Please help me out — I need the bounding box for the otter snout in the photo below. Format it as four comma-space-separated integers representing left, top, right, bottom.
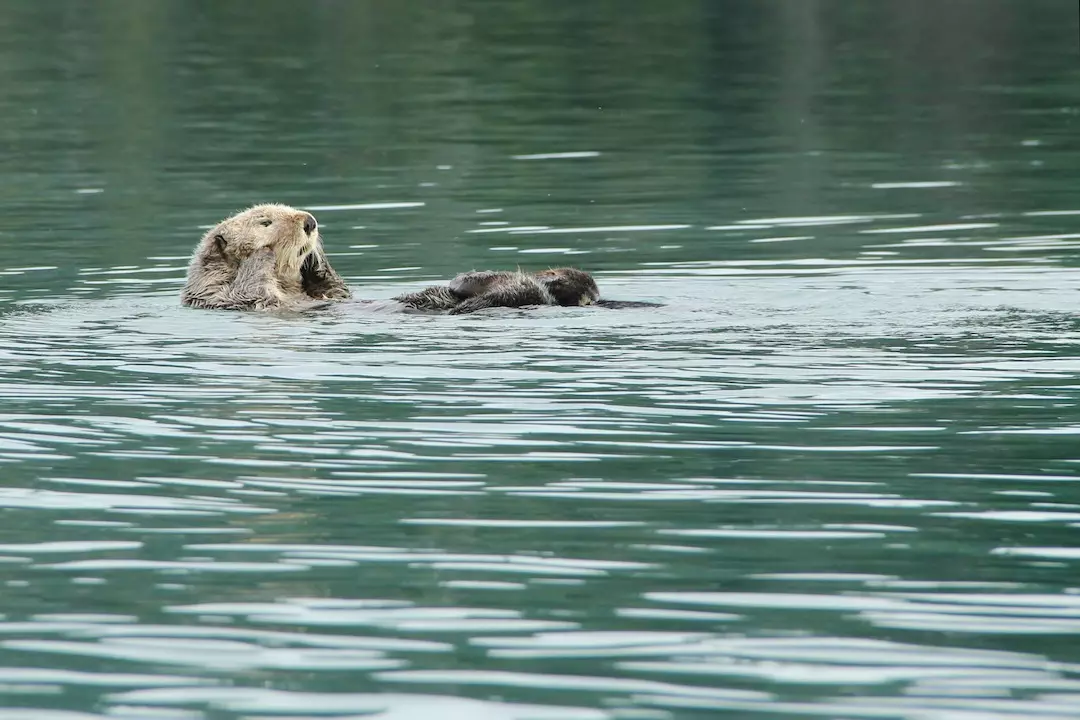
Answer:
303, 213, 317, 236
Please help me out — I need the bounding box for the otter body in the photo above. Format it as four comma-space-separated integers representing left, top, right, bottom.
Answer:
181, 204, 350, 311
395, 267, 600, 314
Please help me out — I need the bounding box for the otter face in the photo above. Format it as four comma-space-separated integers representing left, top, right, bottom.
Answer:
201, 203, 319, 284
535, 268, 600, 306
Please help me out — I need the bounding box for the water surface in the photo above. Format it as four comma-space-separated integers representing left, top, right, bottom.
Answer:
3, 2, 1080, 718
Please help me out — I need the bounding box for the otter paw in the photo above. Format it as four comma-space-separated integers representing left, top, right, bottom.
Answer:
328, 286, 352, 299
314, 287, 351, 301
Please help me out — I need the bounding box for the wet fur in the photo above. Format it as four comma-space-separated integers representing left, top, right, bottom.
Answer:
532, 268, 599, 307
300, 243, 351, 301
394, 268, 599, 315
450, 271, 554, 315
393, 285, 462, 312
181, 204, 350, 311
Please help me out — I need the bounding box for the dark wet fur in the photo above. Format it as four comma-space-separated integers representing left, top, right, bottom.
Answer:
300, 245, 351, 300
395, 273, 550, 314
448, 270, 508, 299
394, 285, 461, 312
395, 268, 606, 314
449, 274, 551, 315
534, 268, 600, 306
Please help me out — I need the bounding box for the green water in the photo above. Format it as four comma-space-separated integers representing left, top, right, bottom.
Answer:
3, 2, 1080, 718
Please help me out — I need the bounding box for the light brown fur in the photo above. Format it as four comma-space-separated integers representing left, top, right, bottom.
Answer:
181, 204, 350, 311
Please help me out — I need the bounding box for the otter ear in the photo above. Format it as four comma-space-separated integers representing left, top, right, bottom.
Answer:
201, 232, 229, 268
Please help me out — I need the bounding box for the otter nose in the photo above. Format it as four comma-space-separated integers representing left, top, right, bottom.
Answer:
302, 213, 317, 236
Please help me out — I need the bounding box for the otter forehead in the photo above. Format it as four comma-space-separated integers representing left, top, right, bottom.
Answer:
247, 203, 304, 214
224, 204, 309, 223
212, 205, 320, 247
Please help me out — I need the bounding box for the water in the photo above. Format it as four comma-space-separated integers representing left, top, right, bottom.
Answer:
2, 1, 1080, 717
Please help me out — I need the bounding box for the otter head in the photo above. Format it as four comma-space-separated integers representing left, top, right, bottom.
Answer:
199, 204, 319, 283
535, 268, 600, 306
182, 204, 324, 309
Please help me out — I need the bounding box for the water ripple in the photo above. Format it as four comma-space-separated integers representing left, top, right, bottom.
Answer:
106, 689, 609, 719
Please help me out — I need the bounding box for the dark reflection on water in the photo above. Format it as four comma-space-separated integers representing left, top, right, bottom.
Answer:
3, 1, 1080, 718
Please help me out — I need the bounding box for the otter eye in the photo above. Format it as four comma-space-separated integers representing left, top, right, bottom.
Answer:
259, 219, 273, 227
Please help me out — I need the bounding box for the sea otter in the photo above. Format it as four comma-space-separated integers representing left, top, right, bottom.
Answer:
181, 204, 350, 310
181, 206, 652, 313
395, 267, 601, 314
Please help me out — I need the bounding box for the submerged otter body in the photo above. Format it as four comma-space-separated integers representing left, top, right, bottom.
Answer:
395, 267, 601, 314
181, 204, 350, 311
